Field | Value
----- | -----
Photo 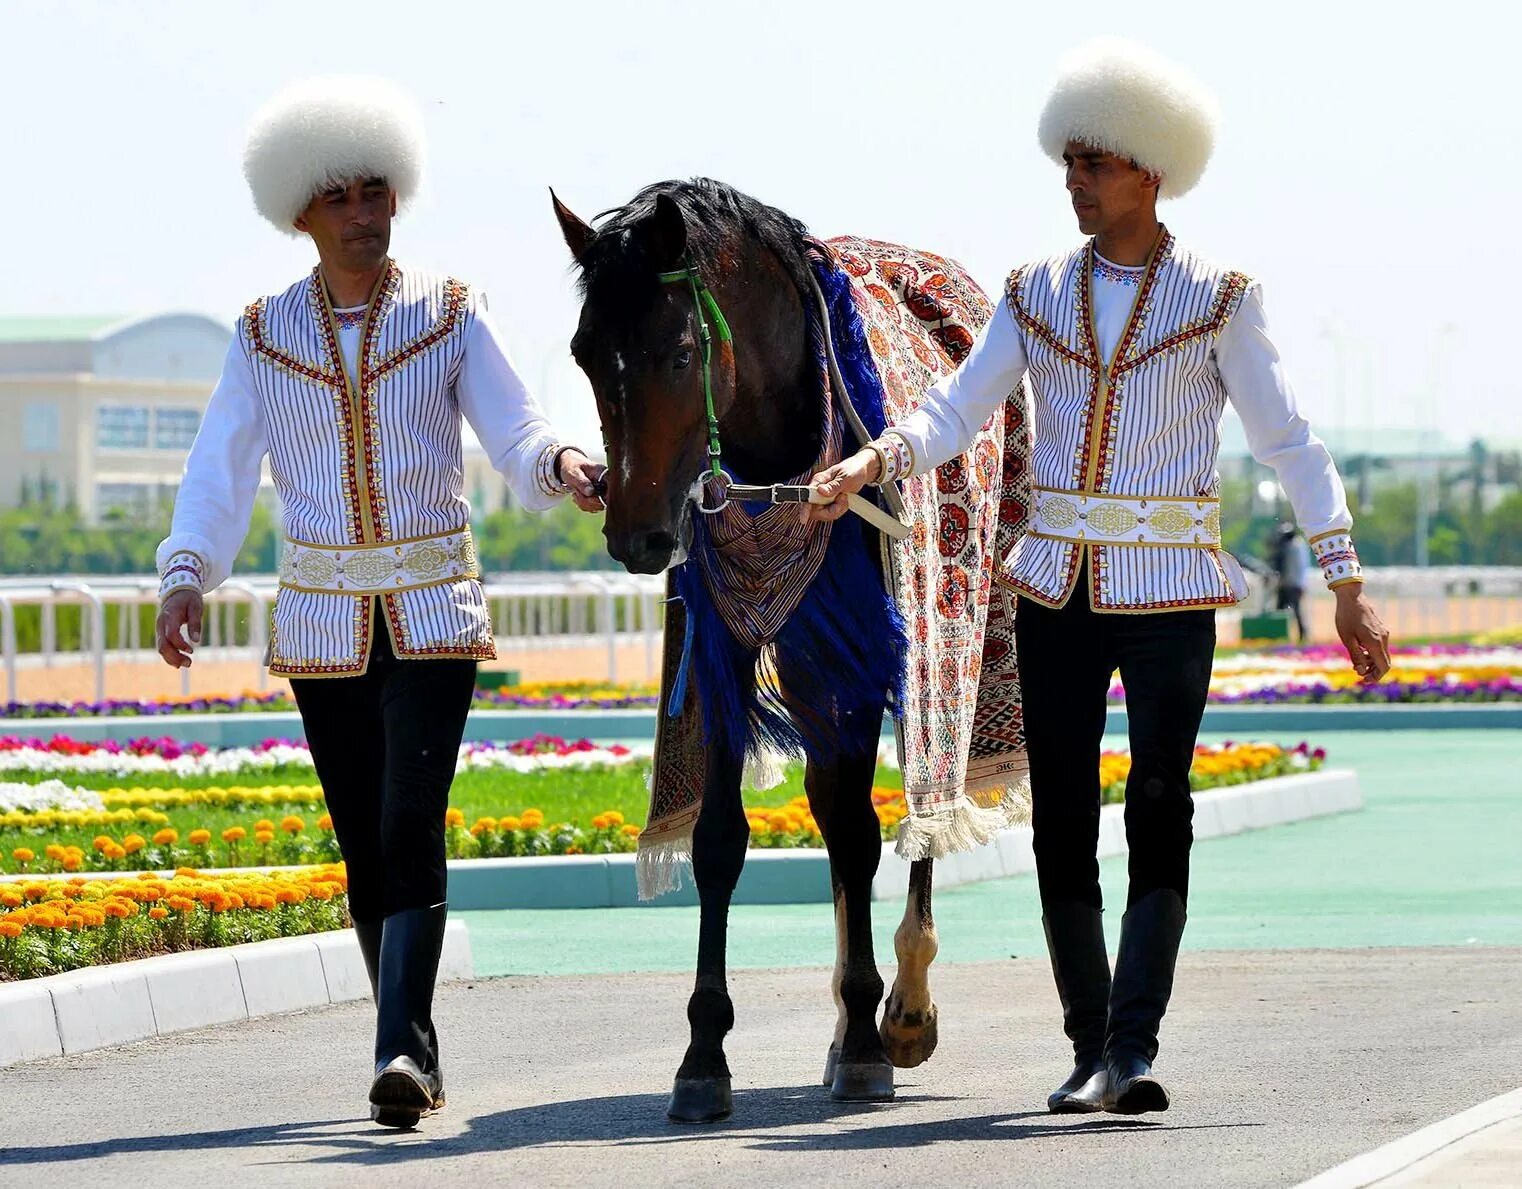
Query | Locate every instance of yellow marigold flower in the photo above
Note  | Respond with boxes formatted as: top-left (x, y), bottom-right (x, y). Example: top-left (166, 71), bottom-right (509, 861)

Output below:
top-left (444, 808), bottom-right (466, 828)
top-left (280, 815), bottom-right (304, 835)
top-left (188, 829), bottom-right (212, 846)
top-left (317, 814), bottom-right (333, 832)
top-left (222, 826), bottom-right (247, 844)
top-left (604, 811), bottom-right (625, 827)
top-left (148, 906), bottom-right (169, 920)
top-left (620, 824), bottom-right (641, 838)
top-left (498, 816), bottom-right (522, 831)
top-left (11, 848), bottom-right (34, 864)
top-left (254, 830), bottom-right (275, 845)
top-left (520, 809), bottom-right (544, 827)
top-left (152, 829), bottom-right (178, 847)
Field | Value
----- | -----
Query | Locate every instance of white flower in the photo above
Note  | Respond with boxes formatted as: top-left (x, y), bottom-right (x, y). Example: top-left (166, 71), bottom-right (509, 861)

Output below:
top-left (0, 780), bottom-right (106, 813)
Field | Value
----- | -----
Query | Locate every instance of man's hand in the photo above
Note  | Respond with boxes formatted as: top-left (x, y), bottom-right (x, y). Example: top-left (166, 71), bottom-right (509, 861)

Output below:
top-left (801, 448), bottom-right (882, 526)
top-left (1334, 584), bottom-right (1391, 684)
top-left (156, 589), bottom-right (203, 669)
top-left (557, 449), bottom-right (609, 513)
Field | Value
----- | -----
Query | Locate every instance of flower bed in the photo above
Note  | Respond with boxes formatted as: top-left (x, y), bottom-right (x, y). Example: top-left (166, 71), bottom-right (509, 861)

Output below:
top-left (0, 740), bottom-right (1323, 874)
top-left (1112, 644), bottom-right (1522, 704)
top-left (0, 865), bottom-right (349, 980)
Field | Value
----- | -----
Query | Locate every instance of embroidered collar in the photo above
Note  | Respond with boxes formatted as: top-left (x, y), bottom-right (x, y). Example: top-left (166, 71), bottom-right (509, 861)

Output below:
top-left (1092, 254), bottom-right (1145, 286)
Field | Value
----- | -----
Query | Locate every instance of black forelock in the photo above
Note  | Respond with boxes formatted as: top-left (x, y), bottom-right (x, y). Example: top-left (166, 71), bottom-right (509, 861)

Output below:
top-left (574, 177), bottom-right (822, 306)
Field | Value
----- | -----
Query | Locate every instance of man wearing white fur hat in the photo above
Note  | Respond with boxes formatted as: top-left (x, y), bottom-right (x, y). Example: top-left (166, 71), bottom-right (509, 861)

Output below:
top-left (808, 42), bottom-right (1389, 1114)
top-left (153, 76), bottom-right (604, 1128)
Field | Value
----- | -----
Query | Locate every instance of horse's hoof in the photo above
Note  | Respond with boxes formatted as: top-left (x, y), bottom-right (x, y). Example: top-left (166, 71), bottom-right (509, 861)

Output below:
top-left (831, 1061), bottom-right (895, 1102)
top-left (881, 1003), bottom-right (939, 1069)
top-left (667, 1076), bottom-right (733, 1123)
top-left (822, 1044), bottom-right (841, 1087)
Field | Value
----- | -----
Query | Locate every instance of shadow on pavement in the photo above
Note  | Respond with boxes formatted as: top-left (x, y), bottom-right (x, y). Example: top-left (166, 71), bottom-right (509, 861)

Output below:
top-left (0, 1119), bottom-right (356, 1167)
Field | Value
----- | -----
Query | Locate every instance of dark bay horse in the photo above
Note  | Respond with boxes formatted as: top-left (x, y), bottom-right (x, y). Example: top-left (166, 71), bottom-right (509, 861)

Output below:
top-left (553, 179), bottom-right (943, 1122)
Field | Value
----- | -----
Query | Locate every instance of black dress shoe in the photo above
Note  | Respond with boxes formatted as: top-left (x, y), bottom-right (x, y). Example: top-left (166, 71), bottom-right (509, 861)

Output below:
top-left (370, 1055), bottom-right (445, 1128)
top-left (1048, 1055), bottom-right (1108, 1113)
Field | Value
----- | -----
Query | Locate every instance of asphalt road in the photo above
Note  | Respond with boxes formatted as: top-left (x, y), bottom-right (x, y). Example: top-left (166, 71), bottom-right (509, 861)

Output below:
top-left (4, 946), bottom-right (1519, 1189)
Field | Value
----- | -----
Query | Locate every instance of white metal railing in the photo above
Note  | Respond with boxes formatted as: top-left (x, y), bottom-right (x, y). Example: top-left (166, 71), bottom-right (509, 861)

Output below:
top-left (0, 566), bottom-right (1517, 705)
top-left (0, 571), bottom-right (666, 702)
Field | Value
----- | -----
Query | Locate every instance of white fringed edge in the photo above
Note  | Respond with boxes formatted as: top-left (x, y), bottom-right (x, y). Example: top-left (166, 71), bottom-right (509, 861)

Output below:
top-left (893, 776), bottom-right (1032, 861)
top-left (635, 833), bottom-right (693, 901)
top-left (742, 749), bottom-right (787, 793)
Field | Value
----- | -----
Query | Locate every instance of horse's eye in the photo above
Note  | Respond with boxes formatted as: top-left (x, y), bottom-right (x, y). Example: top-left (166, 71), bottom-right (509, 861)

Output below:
top-left (674, 349), bottom-right (693, 371)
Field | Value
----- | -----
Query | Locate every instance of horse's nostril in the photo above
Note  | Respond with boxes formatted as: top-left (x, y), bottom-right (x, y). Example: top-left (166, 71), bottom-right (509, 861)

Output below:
top-left (638, 531), bottom-right (678, 559)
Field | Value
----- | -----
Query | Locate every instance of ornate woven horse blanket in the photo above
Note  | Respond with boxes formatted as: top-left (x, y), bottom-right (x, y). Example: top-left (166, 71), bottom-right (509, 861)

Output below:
top-left (637, 237), bottom-right (1032, 898)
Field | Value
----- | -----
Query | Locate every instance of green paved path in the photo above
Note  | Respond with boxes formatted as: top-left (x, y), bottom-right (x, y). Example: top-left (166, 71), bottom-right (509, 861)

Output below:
top-left (458, 730), bottom-right (1521, 976)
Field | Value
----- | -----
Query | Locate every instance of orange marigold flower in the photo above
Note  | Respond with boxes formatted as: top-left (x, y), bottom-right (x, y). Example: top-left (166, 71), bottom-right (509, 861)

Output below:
top-left (604, 810), bottom-right (626, 827)
top-left (590, 813), bottom-right (610, 830)
top-left (44, 844), bottom-right (65, 861)
top-left (222, 826), bottom-right (247, 844)
top-left (316, 814), bottom-right (334, 831)
top-left (254, 819), bottom-right (275, 832)
top-left (92, 835), bottom-right (113, 853)
top-left (148, 906), bottom-right (169, 921)
top-left (123, 834), bottom-right (146, 854)
top-left (620, 824), bottom-right (642, 838)
top-left (0, 890), bottom-right (21, 908)
top-left (103, 842), bottom-right (127, 861)
top-left (188, 829), bottom-right (212, 846)
top-left (520, 809), bottom-right (544, 827)
top-left (444, 808), bottom-right (466, 828)
top-left (61, 855), bottom-right (82, 872)
top-left (166, 895), bottom-right (196, 912)
top-left (152, 828), bottom-right (178, 847)
top-left (280, 815), bottom-right (304, 835)
top-left (0, 919), bottom-right (23, 938)
top-left (498, 816), bottom-right (522, 832)
top-left (10, 848), bottom-right (34, 864)
top-left (254, 830), bottom-right (275, 845)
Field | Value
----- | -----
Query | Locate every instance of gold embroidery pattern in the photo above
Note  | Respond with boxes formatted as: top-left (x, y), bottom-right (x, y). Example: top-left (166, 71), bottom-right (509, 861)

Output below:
top-left (278, 529), bottom-right (481, 594)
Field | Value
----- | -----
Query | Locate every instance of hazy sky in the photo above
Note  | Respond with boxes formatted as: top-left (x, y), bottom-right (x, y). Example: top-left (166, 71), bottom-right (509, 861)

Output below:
top-left (3, 0), bottom-right (1517, 451)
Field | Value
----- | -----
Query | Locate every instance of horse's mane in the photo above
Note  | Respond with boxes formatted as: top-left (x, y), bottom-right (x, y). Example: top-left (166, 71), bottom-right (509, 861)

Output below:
top-left (576, 177), bottom-right (824, 306)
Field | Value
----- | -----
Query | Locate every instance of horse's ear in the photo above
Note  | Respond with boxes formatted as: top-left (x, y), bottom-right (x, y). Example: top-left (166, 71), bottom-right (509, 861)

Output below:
top-left (551, 188), bottom-right (596, 262)
top-left (646, 193), bottom-right (688, 268)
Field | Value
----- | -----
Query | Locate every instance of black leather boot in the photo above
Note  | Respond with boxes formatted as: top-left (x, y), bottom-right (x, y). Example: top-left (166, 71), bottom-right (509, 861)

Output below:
top-left (369, 904), bottom-right (448, 1128)
top-left (353, 918), bottom-right (382, 996)
top-left (1042, 901), bottom-right (1111, 1113)
top-left (1103, 888), bottom-right (1187, 1114)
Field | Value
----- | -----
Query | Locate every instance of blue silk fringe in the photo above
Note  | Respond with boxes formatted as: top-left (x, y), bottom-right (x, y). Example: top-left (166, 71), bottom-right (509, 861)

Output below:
top-left (673, 257), bottom-right (908, 765)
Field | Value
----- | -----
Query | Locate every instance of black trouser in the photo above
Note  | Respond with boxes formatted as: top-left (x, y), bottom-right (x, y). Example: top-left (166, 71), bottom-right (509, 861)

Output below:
top-left (289, 610), bottom-right (477, 922)
top-left (1276, 585), bottom-right (1307, 642)
top-left (1014, 584), bottom-right (1214, 910)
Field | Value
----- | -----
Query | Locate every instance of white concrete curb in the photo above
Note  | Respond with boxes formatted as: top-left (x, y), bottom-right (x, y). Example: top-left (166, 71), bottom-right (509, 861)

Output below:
top-left (0, 919), bottom-right (473, 1068)
top-left (872, 767), bottom-right (1363, 900)
top-left (1293, 1085), bottom-right (1522, 1188)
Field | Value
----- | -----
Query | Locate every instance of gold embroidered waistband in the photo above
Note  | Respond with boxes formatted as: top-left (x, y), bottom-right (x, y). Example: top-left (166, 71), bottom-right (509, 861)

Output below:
top-left (1031, 487), bottom-right (1221, 547)
top-left (279, 528), bottom-right (480, 594)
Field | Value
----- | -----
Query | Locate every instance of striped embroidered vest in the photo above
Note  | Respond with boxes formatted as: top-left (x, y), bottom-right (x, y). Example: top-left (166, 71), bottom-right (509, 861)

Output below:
top-left (240, 261), bottom-right (494, 675)
top-left (1002, 233), bottom-right (1254, 612)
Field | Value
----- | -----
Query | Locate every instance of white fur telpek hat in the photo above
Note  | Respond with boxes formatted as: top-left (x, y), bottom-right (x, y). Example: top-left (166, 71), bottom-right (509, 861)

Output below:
top-left (1037, 40), bottom-right (1219, 199)
top-left (242, 76), bottom-right (426, 235)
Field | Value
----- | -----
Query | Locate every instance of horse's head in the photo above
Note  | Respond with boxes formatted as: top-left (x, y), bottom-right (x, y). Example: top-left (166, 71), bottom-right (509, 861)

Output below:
top-left (553, 189), bottom-right (734, 575)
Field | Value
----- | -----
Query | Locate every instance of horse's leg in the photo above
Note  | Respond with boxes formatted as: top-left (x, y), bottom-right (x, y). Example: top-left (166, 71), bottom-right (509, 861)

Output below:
top-left (666, 736), bottom-right (749, 1124)
top-left (881, 858), bottom-right (940, 1067)
top-left (822, 874), bottom-right (847, 1086)
top-left (807, 734), bottom-right (894, 1101)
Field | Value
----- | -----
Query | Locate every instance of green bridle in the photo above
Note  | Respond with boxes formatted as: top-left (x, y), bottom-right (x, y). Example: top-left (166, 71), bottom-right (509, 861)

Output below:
top-left (656, 256), bottom-right (733, 490)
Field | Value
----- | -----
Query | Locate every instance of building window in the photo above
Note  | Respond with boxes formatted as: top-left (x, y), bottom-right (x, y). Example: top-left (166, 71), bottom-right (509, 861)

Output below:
top-left (23, 403), bottom-right (60, 453)
top-left (154, 408), bottom-right (200, 450)
top-left (97, 406), bottom-right (149, 449)
top-left (95, 482), bottom-right (154, 520)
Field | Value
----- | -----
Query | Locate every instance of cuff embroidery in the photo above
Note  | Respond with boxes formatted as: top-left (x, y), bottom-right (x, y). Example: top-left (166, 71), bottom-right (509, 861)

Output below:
top-left (535, 443), bottom-right (572, 498)
top-left (1310, 530), bottom-right (1362, 589)
top-left (872, 432), bottom-right (914, 484)
top-left (158, 551), bottom-right (205, 601)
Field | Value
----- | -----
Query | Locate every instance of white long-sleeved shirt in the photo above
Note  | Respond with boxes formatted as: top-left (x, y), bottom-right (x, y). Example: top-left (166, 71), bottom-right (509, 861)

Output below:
top-left (156, 262), bottom-right (573, 675)
top-left (878, 236), bottom-right (1361, 610)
